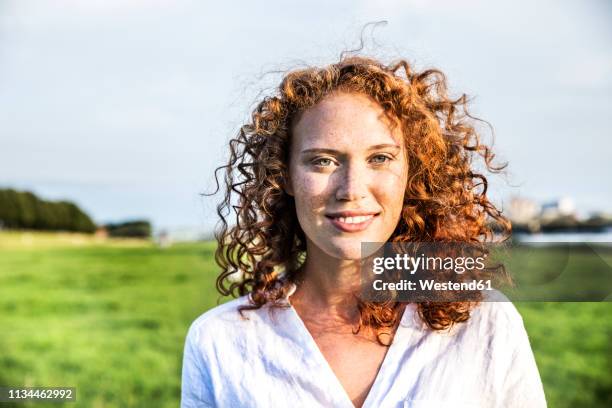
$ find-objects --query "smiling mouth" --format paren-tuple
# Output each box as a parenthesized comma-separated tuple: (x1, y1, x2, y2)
(325, 213, 380, 232)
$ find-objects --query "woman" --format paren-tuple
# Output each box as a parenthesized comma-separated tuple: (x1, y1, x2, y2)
(181, 56, 547, 407)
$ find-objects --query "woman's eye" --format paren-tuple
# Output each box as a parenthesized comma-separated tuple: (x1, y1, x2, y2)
(312, 158, 334, 167)
(370, 154, 392, 164)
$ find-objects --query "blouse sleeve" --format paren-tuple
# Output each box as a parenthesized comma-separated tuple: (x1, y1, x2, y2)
(499, 311, 548, 408)
(180, 323, 216, 408)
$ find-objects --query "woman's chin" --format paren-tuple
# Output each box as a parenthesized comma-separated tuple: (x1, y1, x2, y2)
(308, 234, 390, 261)
(321, 243, 368, 261)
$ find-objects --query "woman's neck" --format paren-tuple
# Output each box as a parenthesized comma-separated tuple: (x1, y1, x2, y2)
(291, 243, 364, 322)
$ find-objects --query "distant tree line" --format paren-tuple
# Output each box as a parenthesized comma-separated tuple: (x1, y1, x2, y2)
(0, 188, 153, 238)
(104, 220, 151, 238)
(0, 188, 96, 233)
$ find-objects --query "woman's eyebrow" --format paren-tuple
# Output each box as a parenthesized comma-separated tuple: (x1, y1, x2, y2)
(300, 144, 400, 155)
(300, 148, 340, 155)
(367, 144, 401, 151)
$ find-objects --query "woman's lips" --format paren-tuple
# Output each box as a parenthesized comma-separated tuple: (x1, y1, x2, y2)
(325, 214, 379, 232)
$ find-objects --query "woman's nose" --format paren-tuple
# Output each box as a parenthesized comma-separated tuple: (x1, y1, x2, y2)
(335, 164, 368, 201)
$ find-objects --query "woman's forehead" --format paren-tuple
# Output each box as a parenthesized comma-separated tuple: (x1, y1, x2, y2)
(291, 92, 403, 150)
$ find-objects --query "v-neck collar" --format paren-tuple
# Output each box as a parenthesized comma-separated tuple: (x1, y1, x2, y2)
(283, 283, 413, 408)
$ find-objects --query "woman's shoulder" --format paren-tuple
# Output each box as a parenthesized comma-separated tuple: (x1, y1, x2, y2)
(462, 290, 528, 341)
(185, 294, 286, 346)
(474, 289, 525, 326)
(185, 295, 254, 343)
(413, 290, 534, 365)
(405, 290, 525, 335)
(409, 290, 527, 340)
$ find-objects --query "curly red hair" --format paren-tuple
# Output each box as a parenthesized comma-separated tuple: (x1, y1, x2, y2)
(212, 55, 511, 342)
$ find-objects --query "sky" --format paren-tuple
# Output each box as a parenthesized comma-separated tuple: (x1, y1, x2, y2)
(1, 0, 611, 234)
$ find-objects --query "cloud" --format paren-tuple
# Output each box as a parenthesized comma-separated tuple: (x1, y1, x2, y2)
(1, 0, 187, 31)
(55, 0, 180, 14)
(357, 0, 484, 14)
(554, 54, 612, 89)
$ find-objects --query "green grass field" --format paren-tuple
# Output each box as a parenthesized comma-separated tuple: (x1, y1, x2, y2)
(0, 232, 610, 407)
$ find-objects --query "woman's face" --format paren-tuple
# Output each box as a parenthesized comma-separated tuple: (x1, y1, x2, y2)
(287, 92, 409, 260)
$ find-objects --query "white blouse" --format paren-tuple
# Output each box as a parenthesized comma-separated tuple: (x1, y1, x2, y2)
(181, 287, 547, 408)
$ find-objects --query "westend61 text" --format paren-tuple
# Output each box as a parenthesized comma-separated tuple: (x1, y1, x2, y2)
(372, 279, 493, 291)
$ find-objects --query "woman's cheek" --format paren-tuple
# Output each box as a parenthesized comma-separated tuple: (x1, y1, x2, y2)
(293, 173, 330, 222)
(374, 168, 406, 190)
(373, 170, 406, 213)
(295, 172, 331, 200)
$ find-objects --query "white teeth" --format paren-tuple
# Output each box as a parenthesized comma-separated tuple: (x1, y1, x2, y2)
(336, 215, 373, 224)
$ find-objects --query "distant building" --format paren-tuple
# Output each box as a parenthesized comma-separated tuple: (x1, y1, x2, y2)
(507, 196, 541, 224)
(508, 195, 610, 234)
(163, 226, 208, 242)
(541, 197, 576, 220)
(156, 230, 173, 248)
(94, 227, 108, 239)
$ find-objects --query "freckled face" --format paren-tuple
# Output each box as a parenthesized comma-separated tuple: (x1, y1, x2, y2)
(286, 92, 409, 260)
